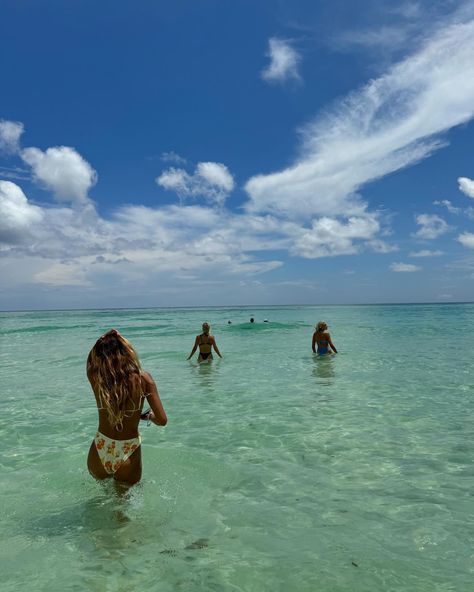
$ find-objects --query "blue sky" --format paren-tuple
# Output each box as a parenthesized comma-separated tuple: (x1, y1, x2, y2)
(1, 0, 474, 309)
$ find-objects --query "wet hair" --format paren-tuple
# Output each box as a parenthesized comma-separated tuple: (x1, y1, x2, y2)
(315, 321, 327, 333)
(202, 322, 210, 333)
(87, 330, 142, 429)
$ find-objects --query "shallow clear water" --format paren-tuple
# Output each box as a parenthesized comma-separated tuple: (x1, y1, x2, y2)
(0, 304, 473, 591)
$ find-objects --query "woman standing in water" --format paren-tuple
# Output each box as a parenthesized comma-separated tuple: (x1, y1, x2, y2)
(187, 322, 223, 363)
(87, 329, 167, 486)
(312, 321, 338, 355)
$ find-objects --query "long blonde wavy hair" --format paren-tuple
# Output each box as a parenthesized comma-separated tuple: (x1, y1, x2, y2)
(87, 329, 142, 429)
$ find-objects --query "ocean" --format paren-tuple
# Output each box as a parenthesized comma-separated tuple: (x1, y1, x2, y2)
(0, 304, 473, 591)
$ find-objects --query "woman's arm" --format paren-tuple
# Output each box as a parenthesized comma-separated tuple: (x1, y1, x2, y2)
(187, 336, 199, 360)
(142, 371, 167, 426)
(312, 332, 317, 353)
(211, 336, 223, 358)
(327, 332, 338, 353)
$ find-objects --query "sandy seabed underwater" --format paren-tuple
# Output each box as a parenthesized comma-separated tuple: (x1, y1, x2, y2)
(0, 304, 473, 591)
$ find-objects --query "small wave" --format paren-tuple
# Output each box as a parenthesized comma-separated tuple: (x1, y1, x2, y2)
(0, 324, 94, 335)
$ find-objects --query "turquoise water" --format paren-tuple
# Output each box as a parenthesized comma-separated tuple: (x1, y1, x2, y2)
(0, 304, 473, 591)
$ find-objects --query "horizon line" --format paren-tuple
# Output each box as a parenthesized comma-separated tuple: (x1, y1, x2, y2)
(1, 301, 473, 313)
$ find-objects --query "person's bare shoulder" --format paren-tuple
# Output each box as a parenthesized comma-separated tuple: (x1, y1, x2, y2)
(141, 370, 154, 384)
(140, 370, 157, 394)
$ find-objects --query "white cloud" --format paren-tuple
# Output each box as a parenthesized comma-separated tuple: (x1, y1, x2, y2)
(0, 120, 24, 154)
(21, 146, 97, 203)
(434, 199, 461, 214)
(0, 183, 285, 286)
(156, 167, 191, 195)
(414, 214, 449, 239)
(0, 181, 44, 244)
(160, 151, 187, 165)
(197, 162, 234, 192)
(246, 17, 474, 219)
(367, 239, 399, 253)
(0, 150, 398, 292)
(331, 1, 466, 55)
(336, 25, 412, 51)
(457, 232, 474, 248)
(290, 215, 380, 258)
(0, 165, 30, 181)
(458, 176, 474, 199)
(409, 249, 443, 257)
(390, 262, 421, 272)
(156, 161, 235, 205)
(261, 38, 301, 84)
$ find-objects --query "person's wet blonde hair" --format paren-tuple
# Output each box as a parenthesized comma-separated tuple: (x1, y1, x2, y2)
(315, 321, 327, 332)
(87, 329, 142, 429)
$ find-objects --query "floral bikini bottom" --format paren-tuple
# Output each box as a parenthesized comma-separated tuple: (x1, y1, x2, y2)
(94, 431, 141, 474)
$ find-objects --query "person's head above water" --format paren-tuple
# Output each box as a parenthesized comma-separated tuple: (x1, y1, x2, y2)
(315, 321, 328, 332)
(202, 322, 210, 334)
(250, 317, 255, 323)
(87, 329, 142, 428)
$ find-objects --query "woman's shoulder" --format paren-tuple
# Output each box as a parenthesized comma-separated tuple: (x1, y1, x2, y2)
(140, 370, 155, 387)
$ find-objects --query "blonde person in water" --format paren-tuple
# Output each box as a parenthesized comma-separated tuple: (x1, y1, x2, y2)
(187, 322, 223, 363)
(312, 321, 338, 355)
(87, 329, 167, 486)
